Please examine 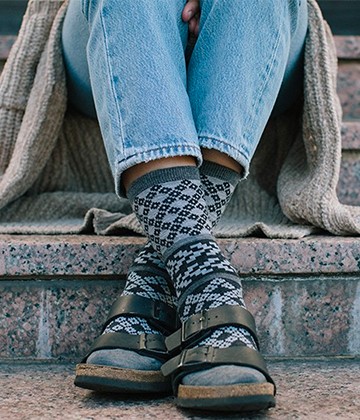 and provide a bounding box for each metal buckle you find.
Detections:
[139,334,148,351]
[182,310,208,343]
[177,346,215,370]
[139,334,168,355]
